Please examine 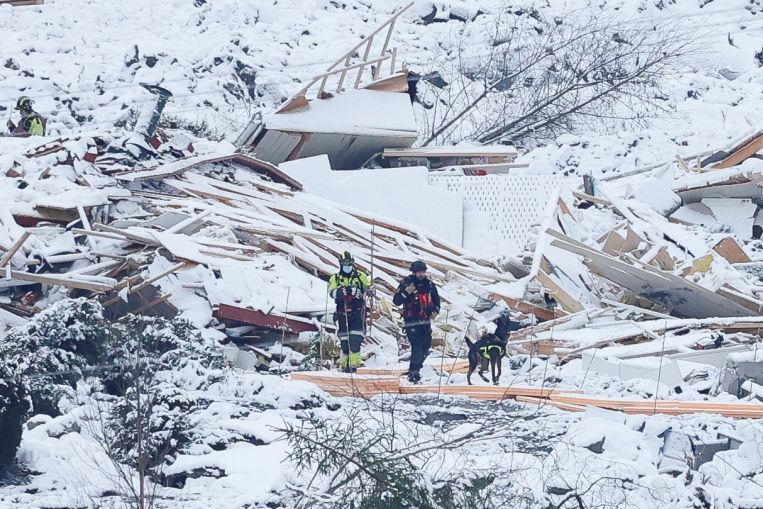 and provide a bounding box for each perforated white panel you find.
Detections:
[429,174,560,251]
